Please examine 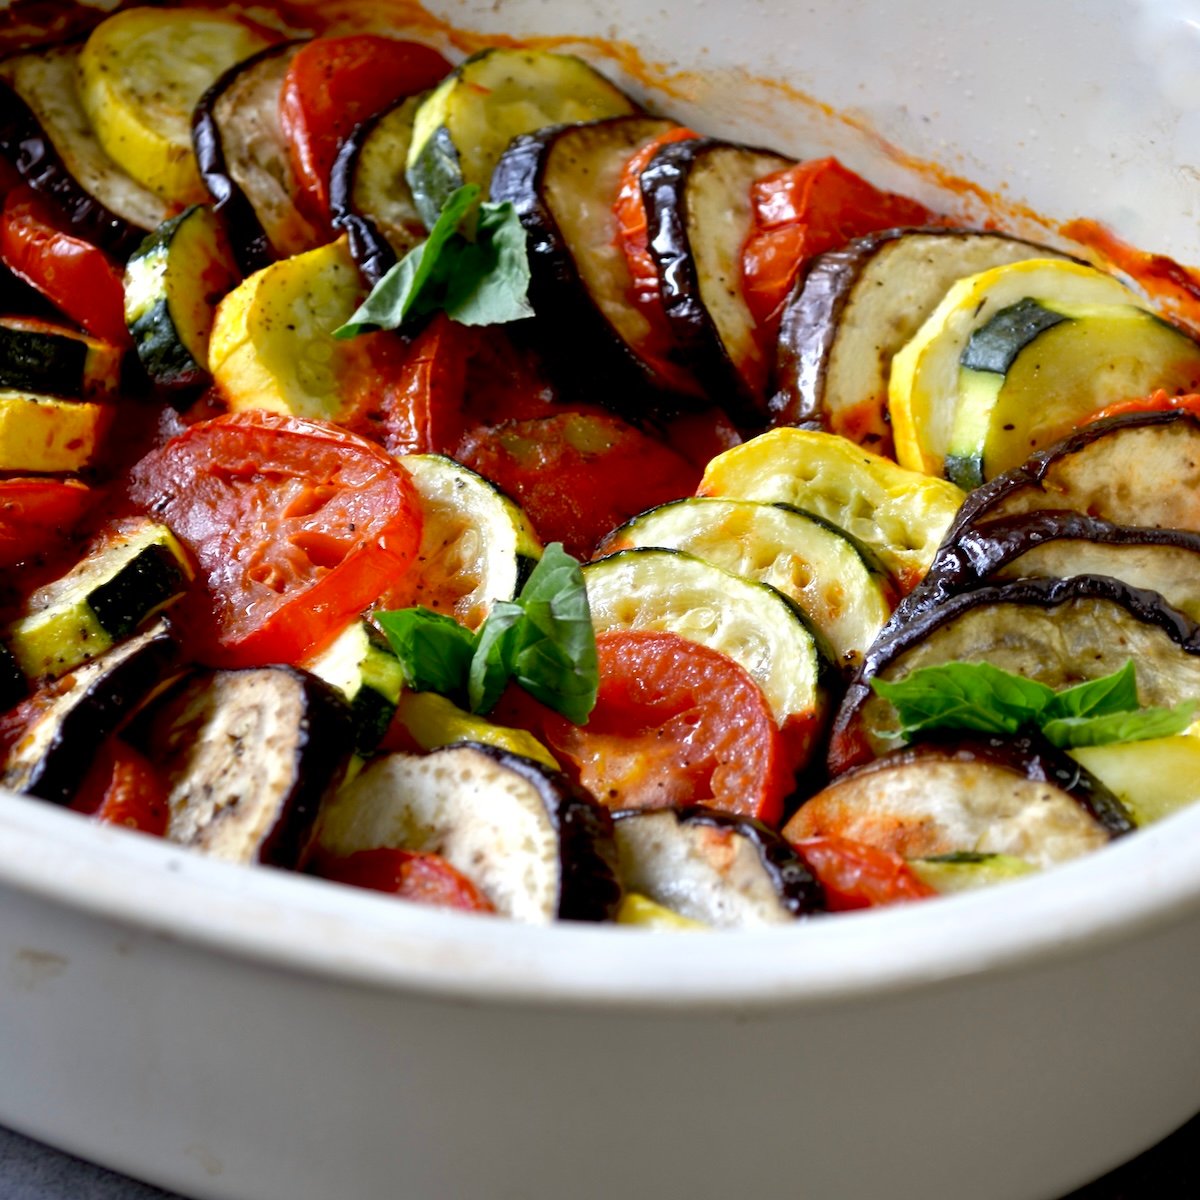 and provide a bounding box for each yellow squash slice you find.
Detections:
[0,391,110,472]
